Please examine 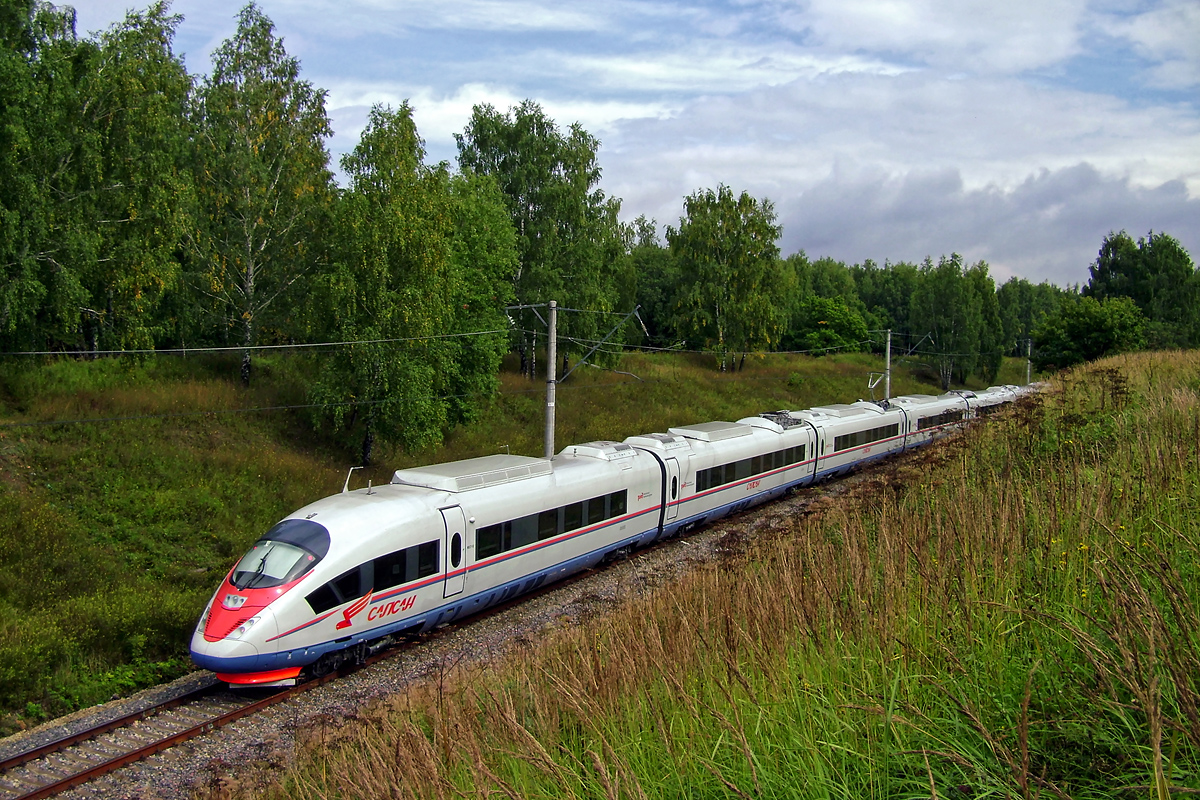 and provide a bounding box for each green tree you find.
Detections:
[965,261,1004,384]
[628,216,680,345]
[0,0,94,350]
[996,277,1065,356]
[443,169,519,423]
[1084,230,1197,348]
[310,104,515,464]
[909,254,982,389]
[455,100,628,370]
[782,295,868,354]
[0,0,50,348]
[80,2,194,351]
[1033,295,1146,371]
[668,185,784,369]
[850,259,920,340]
[191,2,333,385]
